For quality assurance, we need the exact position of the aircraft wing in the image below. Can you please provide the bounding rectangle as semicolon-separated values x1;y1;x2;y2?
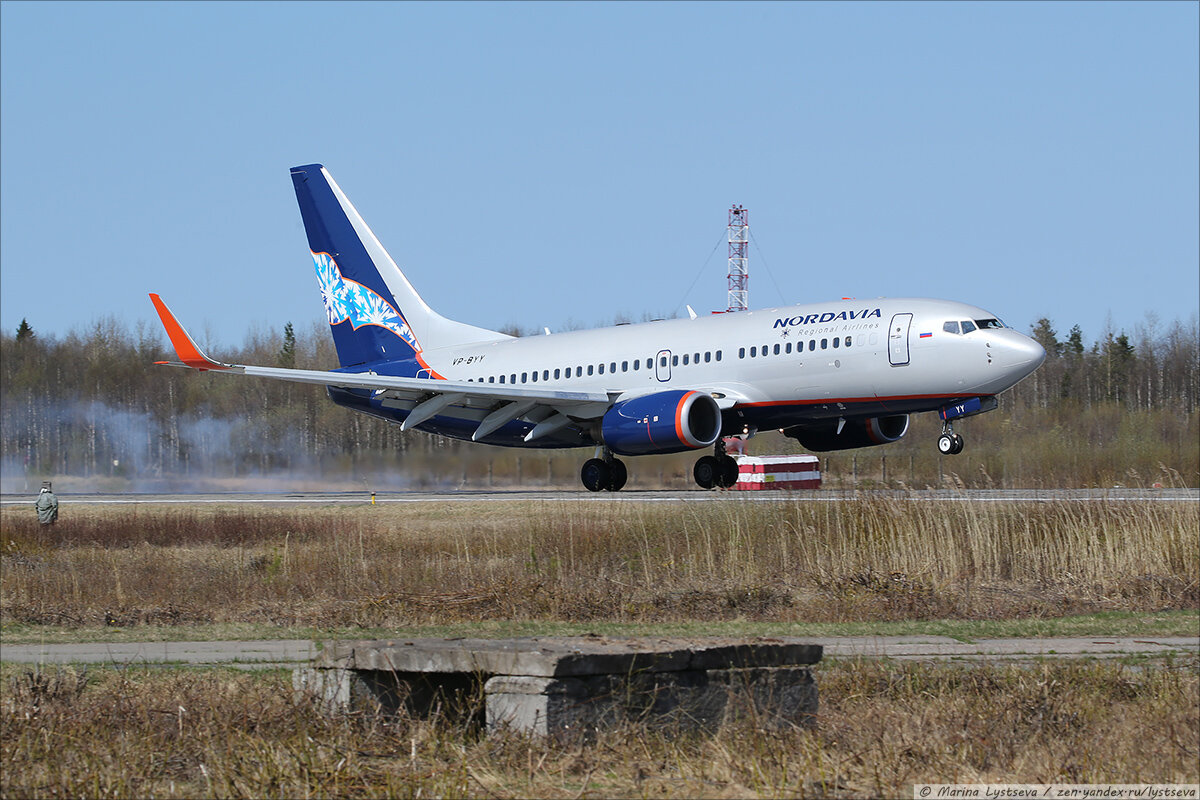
149;294;612;441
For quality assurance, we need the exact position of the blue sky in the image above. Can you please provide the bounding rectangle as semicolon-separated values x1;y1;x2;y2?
2;1;1196;351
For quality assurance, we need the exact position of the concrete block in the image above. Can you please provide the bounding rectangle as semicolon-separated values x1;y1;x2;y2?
485;666;817;741
298;636;822;740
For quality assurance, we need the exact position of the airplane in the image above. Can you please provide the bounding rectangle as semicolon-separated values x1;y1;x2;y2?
149;164;1046;492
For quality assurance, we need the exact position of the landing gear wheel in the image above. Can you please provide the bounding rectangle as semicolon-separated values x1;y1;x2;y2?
937;434;955;455
605;459;627;492
950;434;964;455
694;455;719;489
581;458;611;492
717;455;740;488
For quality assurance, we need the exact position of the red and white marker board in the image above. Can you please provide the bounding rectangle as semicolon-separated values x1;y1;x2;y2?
734;455;821;490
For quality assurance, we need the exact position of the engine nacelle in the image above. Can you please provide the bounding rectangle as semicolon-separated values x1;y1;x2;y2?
782;414;909;452
599;390;722;456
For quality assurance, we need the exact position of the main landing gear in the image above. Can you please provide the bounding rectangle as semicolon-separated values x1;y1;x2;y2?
581;451;628;492
937;422;964;455
693;440;740;490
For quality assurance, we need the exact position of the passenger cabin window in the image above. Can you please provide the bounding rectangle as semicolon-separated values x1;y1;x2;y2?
705;352;712;362
845;335;853;346
672;355;678;367
598;363;605;374
821;338;828;349
739;347;746;359
773;344;781;355
682;354;689;365
750;346;757;358
833;337;840;348
610;362;616;373
715;350;722;361
622;360;629;372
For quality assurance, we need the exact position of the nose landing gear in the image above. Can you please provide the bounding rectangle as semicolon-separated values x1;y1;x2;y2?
937;422;964;455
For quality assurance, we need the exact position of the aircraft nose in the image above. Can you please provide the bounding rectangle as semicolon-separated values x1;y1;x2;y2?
996;331;1046;374
1014;334;1046;367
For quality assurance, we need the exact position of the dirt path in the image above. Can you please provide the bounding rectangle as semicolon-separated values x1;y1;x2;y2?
2;635;1196;669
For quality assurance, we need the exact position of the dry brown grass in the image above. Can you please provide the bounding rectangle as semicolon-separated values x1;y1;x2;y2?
2;659;1196;798
1;498;1196;631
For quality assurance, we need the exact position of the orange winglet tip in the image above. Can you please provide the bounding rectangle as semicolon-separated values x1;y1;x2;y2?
148;293;228;370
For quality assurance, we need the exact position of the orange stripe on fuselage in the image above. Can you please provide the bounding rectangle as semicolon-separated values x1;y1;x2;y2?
415;352;446;380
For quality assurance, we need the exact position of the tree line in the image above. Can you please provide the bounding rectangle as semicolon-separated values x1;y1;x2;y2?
1;313;1196;488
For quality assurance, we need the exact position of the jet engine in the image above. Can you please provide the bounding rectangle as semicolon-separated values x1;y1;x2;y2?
599;390;722;456
782;414;909;452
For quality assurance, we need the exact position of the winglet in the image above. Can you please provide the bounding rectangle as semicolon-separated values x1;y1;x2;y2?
148;293;230;371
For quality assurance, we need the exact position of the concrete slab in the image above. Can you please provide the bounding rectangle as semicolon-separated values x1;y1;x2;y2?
314;635;823;676
297;636;824;740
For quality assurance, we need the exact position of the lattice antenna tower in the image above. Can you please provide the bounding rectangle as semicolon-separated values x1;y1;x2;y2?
726;205;749;312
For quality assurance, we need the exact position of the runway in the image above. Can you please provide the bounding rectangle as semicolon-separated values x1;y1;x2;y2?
1;488;1195;505
3;636;1196;669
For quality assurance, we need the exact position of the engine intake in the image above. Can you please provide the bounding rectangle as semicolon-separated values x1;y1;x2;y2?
782;414;909;452
600;390;722;456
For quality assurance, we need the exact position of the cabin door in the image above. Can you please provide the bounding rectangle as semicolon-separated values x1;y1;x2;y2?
656;350;672;382
888;313;912;366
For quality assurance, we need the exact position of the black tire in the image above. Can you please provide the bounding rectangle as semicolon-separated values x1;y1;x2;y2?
937;434;955;455
693;455;719;489
718;455;740;488
581;458;610;492
950;434;965;455
606;459;628;492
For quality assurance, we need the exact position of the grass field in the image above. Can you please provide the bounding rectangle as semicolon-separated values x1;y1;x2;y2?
2;498;1196;630
2;659;1196;798
2;497;1197;796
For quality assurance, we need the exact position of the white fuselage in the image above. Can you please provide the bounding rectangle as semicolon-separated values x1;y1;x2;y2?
419;297;1043;420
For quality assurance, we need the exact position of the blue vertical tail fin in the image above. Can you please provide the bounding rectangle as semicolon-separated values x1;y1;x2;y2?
290;164;508;369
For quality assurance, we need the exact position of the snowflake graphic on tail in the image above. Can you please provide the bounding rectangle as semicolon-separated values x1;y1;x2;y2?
311;252;419;351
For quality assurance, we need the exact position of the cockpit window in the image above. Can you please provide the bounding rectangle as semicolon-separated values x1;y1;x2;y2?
943;321;960;335
974;318;1005;330
960;320;977;334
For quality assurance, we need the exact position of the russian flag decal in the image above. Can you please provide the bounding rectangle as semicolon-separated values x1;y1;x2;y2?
919;332;933;338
